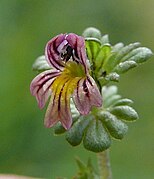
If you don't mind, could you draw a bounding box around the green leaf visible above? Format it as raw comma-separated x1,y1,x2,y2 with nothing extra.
100,111,128,139
82,27,102,40
98,72,120,85
83,29,153,85
110,106,139,121
75,157,87,172
85,39,101,67
95,45,111,71
101,34,109,45
112,98,133,106
32,55,51,72
124,47,153,64
115,42,141,63
114,61,138,74
102,85,118,100
105,72,120,82
75,158,99,179
53,122,66,135
102,54,117,73
104,94,121,108
66,116,92,146
112,43,124,52
83,119,111,152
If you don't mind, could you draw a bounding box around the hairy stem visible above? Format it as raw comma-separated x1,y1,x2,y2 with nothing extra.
97,150,112,179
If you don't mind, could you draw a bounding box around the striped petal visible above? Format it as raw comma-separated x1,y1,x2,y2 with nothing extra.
30,69,61,109
66,33,88,73
45,34,66,70
45,33,88,73
44,74,81,129
73,76,102,115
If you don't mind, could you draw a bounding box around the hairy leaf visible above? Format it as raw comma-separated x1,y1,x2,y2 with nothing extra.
83,119,111,152
32,55,51,71
100,111,128,139
66,116,92,146
110,106,139,121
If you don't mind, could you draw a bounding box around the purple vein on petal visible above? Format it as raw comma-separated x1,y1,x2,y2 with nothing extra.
45,34,65,70
30,70,61,109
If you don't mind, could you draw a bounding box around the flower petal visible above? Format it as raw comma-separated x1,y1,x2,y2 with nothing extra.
44,75,81,129
30,69,61,109
66,33,88,73
73,76,102,115
45,34,66,70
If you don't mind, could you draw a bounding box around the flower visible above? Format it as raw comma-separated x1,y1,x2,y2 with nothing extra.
30,33,102,129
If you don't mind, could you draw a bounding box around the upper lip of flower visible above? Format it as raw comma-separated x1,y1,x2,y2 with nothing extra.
30,33,102,130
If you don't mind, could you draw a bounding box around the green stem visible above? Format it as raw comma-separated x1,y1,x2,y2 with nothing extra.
97,150,112,179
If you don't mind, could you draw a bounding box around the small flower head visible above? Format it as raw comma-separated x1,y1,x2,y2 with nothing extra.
30,33,102,129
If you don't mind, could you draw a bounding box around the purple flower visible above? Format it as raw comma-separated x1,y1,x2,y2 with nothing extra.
30,33,102,129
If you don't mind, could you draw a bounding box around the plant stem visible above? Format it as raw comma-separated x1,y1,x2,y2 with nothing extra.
97,150,112,179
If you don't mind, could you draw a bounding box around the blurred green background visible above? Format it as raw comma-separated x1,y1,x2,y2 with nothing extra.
0,0,154,178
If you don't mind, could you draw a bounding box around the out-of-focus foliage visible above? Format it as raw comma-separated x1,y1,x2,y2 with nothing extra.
0,0,154,179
